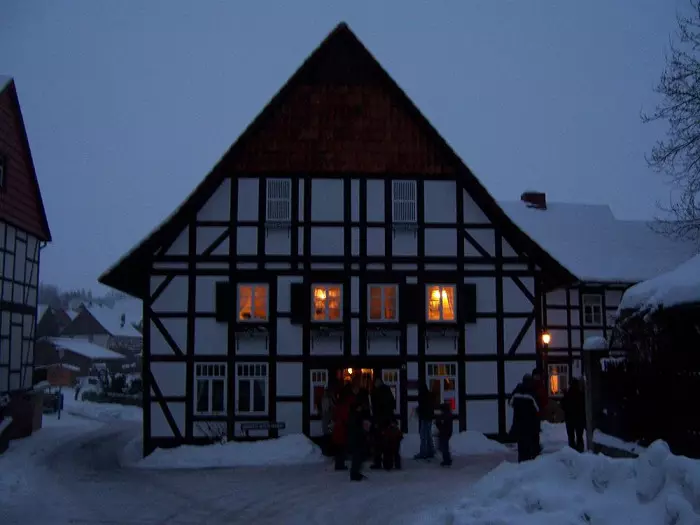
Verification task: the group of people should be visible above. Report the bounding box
[509,368,586,462]
[320,374,455,481]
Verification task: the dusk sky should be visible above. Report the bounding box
[0,0,687,293]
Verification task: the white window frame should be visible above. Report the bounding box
[548,364,569,397]
[426,362,458,412]
[367,284,399,322]
[425,284,457,322]
[194,363,227,416]
[265,178,292,223]
[382,369,400,413]
[311,284,343,322]
[235,363,269,416]
[236,283,269,322]
[582,294,603,326]
[310,369,329,415]
[392,180,417,224]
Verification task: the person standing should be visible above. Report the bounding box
[348,396,372,481]
[510,374,541,463]
[332,385,352,470]
[370,376,396,469]
[531,368,549,453]
[413,383,435,459]
[561,377,586,452]
[435,402,454,467]
[320,383,337,456]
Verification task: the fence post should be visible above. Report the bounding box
[583,336,608,452]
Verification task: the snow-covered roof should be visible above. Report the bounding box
[84,305,142,338]
[36,304,49,323]
[65,310,78,320]
[49,337,126,360]
[498,200,697,283]
[34,362,81,372]
[0,75,11,93]
[618,252,700,314]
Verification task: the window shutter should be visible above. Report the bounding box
[289,283,306,325]
[461,283,477,324]
[215,281,233,323]
[400,284,421,324]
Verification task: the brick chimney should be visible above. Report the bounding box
[521,191,547,210]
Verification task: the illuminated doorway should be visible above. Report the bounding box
[341,367,374,390]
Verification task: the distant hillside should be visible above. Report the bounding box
[38,283,128,310]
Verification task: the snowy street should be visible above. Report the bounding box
[1,411,512,525]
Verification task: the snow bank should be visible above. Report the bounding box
[594,429,647,455]
[137,434,324,469]
[541,422,569,452]
[619,252,700,315]
[403,430,510,456]
[63,395,142,422]
[437,441,700,525]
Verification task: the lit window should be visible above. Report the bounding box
[237,284,268,322]
[382,369,399,411]
[582,294,603,326]
[426,362,457,412]
[312,285,342,322]
[310,369,328,415]
[548,364,569,396]
[368,284,398,322]
[236,363,268,415]
[195,363,227,415]
[426,285,456,322]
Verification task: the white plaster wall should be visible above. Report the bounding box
[298,180,304,221]
[425,333,457,355]
[297,228,304,255]
[546,290,567,306]
[276,362,303,396]
[165,227,189,256]
[502,277,533,313]
[367,333,400,356]
[151,402,185,438]
[424,181,456,224]
[463,191,490,224]
[504,361,535,393]
[237,178,258,221]
[366,180,384,222]
[406,325,418,355]
[465,318,497,354]
[424,228,457,257]
[151,275,188,313]
[501,238,518,257]
[465,362,498,394]
[310,227,344,255]
[569,310,581,327]
[466,400,498,433]
[546,309,568,327]
[569,292,579,306]
[277,276,300,312]
[351,228,360,255]
[310,336,343,356]
[195,276,223,313]
[151,362,186,396]
[265,230,291,255]
[606,290,623,307]
[236,334,268,355]
[504,318,536,355]
[197,178,230,221]
[277,403,303,435]
[464,228,495,257]
[351,319,359,355]
[236,227,257,255]
[311,179,343,222]
[393,232,417,256]
[366,228,385,256]
[277,319,302,355]
[350,278,359,313]
[194,318,227,355]
[467,277,497,313]
[351,180,360,222]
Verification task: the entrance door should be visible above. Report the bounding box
[379,369,400,415]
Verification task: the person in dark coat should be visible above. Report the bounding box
[413,383,436,459]
[370,376,396,469]
[561,377,586,452]
[347,396,372,481]
[510,374,541,463]
[531,368,548,453]
[435,402,454,466]
[332,385,352,470]
[381,419,403,470]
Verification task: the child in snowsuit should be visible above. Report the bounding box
[381,420,403,470]
[435,402,454,466]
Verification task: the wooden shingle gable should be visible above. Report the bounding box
[99,22,575,298]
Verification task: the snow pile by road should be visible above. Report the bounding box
[541,422,569,453]
[63,394,142,422]
[431,440,700,525]
[136,434,324,469]
[403,430,510,457]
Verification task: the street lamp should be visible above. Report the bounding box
[541,331,551,347]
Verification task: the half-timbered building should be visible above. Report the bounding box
[0,76,52,397]
[99,23,589,455]
[501,194,696,397]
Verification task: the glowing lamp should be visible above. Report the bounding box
[541,332,552,346]
[347,368,353,375]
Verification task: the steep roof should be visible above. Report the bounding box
[0,77,51,241]
[84,305,142,338]
[48,337,126,360]
[499,200,697,283]
[99,22,573,298]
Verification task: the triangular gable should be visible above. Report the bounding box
[100,23,573,298]
[0,78,51,241]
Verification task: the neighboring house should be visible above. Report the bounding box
[499,195,696,396]
[60,303,142,357]
[0,76,52,396]
[97,23,695,455]
[35,305,74,338]
[34,337,126,377]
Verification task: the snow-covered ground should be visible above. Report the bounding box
[61,389,143,422]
